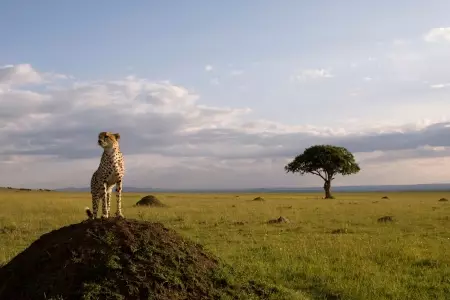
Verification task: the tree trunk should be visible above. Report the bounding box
[323,180,332,199]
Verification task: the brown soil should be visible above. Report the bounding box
[0,218,280,300]
[135,195,166,207]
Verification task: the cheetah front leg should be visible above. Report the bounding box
[115,179,124,218]
[91,193,100,219]
[106,187,111,217]
[101,183,109,218]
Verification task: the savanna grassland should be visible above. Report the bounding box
[1,189,450,300]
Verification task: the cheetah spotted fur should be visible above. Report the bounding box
[85,131,125,219]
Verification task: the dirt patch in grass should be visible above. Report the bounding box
[0,225,18,234]
[232,221,247,226]
[330,228,352,234]
[135,195,166,207]
[0,218,283,300]
[267,216,290,224]
[413,259,439,268]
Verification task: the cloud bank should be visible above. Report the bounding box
[1,62,450,189]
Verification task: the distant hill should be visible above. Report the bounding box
[0,187,53,192]
[55,183,450,193]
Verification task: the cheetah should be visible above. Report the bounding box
[85,131,125,219]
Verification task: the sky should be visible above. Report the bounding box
[1,0,450,189]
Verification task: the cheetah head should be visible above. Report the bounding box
[98,132,120,149]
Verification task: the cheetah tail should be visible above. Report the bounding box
[85,207,94,219]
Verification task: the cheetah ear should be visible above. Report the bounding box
[113,133,121,141]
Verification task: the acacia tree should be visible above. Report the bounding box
[284,145,360,199]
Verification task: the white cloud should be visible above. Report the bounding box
[430,83,450,89]
[291,68,334,82]
[204,64,213,72]
[335,155,450,187]
[0,64,43,87]
[2,63,450,188]
[424,27,450,42]
[357,145,450,164]
[0,64,70,93]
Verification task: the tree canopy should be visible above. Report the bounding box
[284,144,360,198]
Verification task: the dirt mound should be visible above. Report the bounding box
[253,196,265,201]
[0,218,280,300]
[439,198,449,202]
[377,215,394,223]
[135,195,166,207]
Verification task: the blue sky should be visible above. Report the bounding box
[1,1,450,188]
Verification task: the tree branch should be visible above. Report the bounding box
[311,171,326,181]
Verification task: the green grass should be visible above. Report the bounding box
[1,190,450,299]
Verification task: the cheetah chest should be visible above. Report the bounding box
[100,161,123,187]
[105,170,121,186]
